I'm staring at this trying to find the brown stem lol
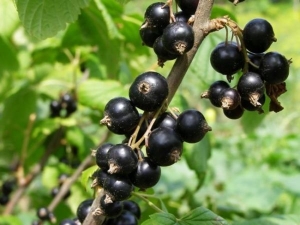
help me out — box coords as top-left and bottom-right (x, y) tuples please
(3, 127), (65, 215)
(48, 155), (94, 212)
(166, 0), (215, 103)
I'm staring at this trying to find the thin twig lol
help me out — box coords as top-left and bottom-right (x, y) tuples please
(48, 155), (94, 212)
(3, 127), (65, 215)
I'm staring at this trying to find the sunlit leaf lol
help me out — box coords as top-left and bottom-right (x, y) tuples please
(15, 0), (90, 39)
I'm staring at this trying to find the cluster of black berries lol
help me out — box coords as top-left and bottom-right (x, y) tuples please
(50, 93), (77, 118)
(202, 18), (291, 119)
(140, 1), (195, 67)
(85, 70), (211, 223)
(75, 198), (141, 225)
(0, 179), (15, 206)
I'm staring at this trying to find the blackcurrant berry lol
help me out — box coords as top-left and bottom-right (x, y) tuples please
(223, 105), (244, 119)
(59, 219), (77, 225)
(201, 80), (230, 107)
(99, 194), (124, 218)
(95, 143), (114, 171)
(104, 210), (138, 225)
(241, 94), (265, 112)
(176, 109), (211, 143)
(237, 72), (265, 106)
(259, 52), (290, 84)
(0, 194), (9, 205)
(144, 2), (170, 32)
(162, 21), (194, 55)
(50, 100), (62, 117)
(123, 200), (141, 219)
(37, 207), (51, 221)
(147, 127), (183, 166)
(103, 174), (133, 201)
(76, 199), (93, 223)
(175, 0), (199, 15)
(106, 144), (138, 175)
(153, 36), (179, 67)
(248, 53), (264, 74)
(174, 11), (191, 23)
(2, 180), (15, 195)
(95, 169), (109, 187)
(243, 18), (276, 53)
(210, 42), (244, 79)
(140, 25), (162, 47)
(153, 112), (177, 130)
(129, 157), (161, 190)
(101, 97), (140, 135)
(129, 71), (168, 112)
(219, 88), (241, 110)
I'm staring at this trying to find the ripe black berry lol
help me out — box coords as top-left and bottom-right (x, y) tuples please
(219, 88), (241, 110)
(144, 2), (170, 32)
(50, 100), (62, 117)
(153, 112), (177, 130)
(103, 174), (133, 201)
(259, 52), (290, 84)
(129, 71), (168, 112)
(106, 144), (138, 175)
(176, 109), (211, 143)
(153, 36), (179, 67)
(95, 143), (114, 171)
(147, 127), (183, 166)
(95, 169), (109, 187)
(101, 97), (140, 134)
(237, 72), (265, 106)
(243, 18), (276, 53)
(223, 105), (244, 119)
(76, 199), (93, 223)
(175, 0), (199, 15)
(123, 200), (141, 219)
(37, 207), (52, 221)
(201, 80), (230, 107)
(248, 53), (264, 74)
(104, 210), (138, 225)
(99, 195), (123, 218)
(59, 219), (77, 225)
(162, 21), (194, 55)
(129, 157), (161, 190)
(140, 25), (161, 47)
(210, 42), (244, 78)
(241, 94), (265, 112)
(174, 11), (190, 23)
(2, 180), (15, 195)
(0, 194), (9, 205)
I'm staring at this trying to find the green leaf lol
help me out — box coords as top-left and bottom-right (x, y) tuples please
(143, 207), (227, 225)
(184, 135), (211, 188)
(77, 79), (127, 111)
(80, 164), (98, 190)
(15, 0), (90, 39)
(0, 0), (19, 36)
(232, 215), (300, 225)
(143, 213), (178, 225)
(0, 87), (37, 153)
(181, 207), (227, 225)
(0, 35), (19, 73)
(211, 6), (238, 22)
(240, 110), (267, 133)
(0, 216), (22, 225)
(77, 1), (122, 77)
